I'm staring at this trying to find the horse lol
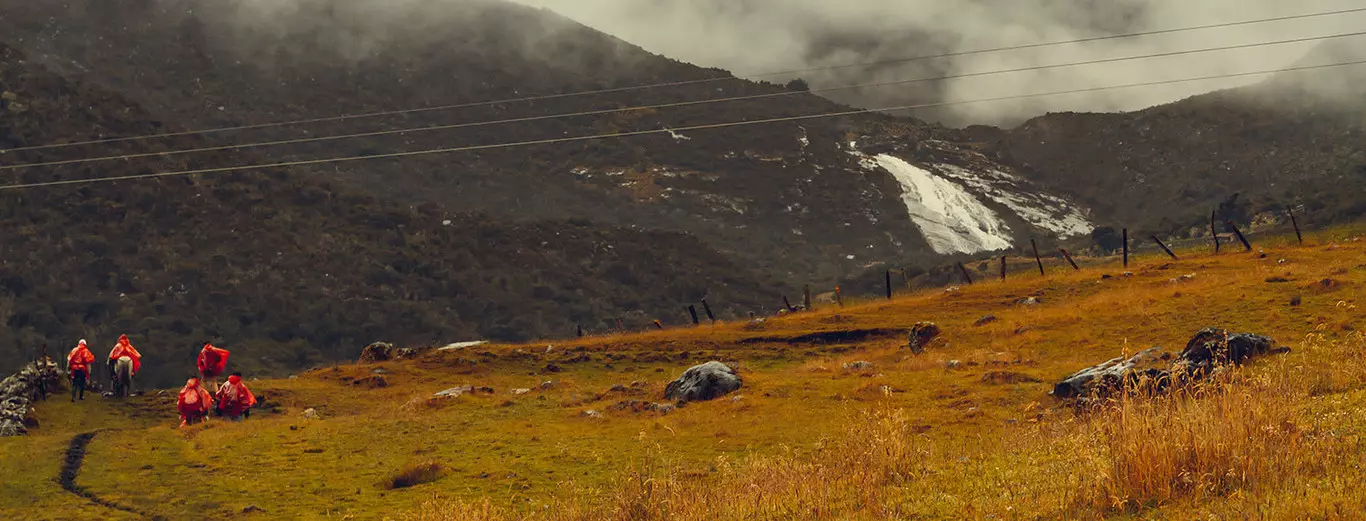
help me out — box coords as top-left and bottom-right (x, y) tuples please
(112, 356), (134, 397)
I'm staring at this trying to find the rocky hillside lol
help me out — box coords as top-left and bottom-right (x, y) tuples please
(968, 39), (1366, 239)
(0, 42), (784, 386)
(0, 0), (1096, 282)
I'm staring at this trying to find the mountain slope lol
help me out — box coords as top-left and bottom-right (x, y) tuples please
(0, 42), (782, 386)
(0, 0), (1095, 281)
(969, 40), (1366, 238)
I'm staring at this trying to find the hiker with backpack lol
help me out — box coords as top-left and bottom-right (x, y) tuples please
(66, 340), (95, 401)
(176, 377), (213, 427)
(214, 372), (257, 422)
(196, 343), (230, 392)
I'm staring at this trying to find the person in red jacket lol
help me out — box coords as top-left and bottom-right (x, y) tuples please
(196, 343), (230, 392)
(177, 377), (213, 427)
(214, 372), (257, 422)
(108, 334), (144, 396)
(66, 339), (96, 402)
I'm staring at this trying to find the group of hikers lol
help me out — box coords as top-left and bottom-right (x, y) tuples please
(64, 335), (257, 428)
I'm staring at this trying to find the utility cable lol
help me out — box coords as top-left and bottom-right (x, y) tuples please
(1, 58), (1360, 191)
(2, 6), (1362, 153)
(4, 29), (1362, 170)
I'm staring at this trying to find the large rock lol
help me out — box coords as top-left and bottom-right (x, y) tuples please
(1052, 347), (1168, 399)
(358, 342), (426, 363)
(908, 322), (942, 354)
(1053, 328), (1285, 401)
(664, 361), (742, 402)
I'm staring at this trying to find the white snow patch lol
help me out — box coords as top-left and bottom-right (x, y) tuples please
(874, 155), (1013, 255)
(438, 340), (488, 351)
(934, 164), (1093, 238)
(665, 128), (692, 141)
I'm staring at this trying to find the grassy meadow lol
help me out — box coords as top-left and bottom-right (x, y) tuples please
(2, 227), (1365, 520)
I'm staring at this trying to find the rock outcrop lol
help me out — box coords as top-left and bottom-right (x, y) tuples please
(664, 361), (742, 402)
(1053, 328), (1285, 401)
(358, 342), (426, 363)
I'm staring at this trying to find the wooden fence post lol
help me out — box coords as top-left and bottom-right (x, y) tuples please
(782, 296), (794, 312)
(1288, 206), (1303, 245)
(653, 320), (663, 330)
(956, 262), (974, 285)
(687, 305), (700, 325)
(1151, 236), (1178, 260)
(803, 284), (812, 310)
(700, 298), (716, 322)
(1226, 221), (1252, 251)
(1000, 255), (1007, 282)
(1210, 210), (1220, 253)
(1059, 248), (1080, 270)
(576, 324), (584, 338)
(885, 270), (894, 299)
(1031, 239), (1045, 276)
(1122, 228), (1129, 268)
(835, 287), (844, 308)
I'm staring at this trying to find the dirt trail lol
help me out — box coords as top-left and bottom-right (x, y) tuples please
(58, 431), (165, 521)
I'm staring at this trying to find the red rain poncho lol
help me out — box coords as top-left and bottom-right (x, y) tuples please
(197, 344), (230, 378)
(67, 340), (95, 375)
(177, 378), (213, 421)
(215, 375), (257, 417)
(108, 335), (143, 374)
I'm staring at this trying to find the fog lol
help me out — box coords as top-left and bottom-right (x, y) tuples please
(512, 0), (1366, 126)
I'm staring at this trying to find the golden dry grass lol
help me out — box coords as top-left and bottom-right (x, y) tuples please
(6, 226), (1366, 520)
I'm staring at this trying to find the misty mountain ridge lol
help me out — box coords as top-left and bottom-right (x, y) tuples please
(1, 0), (1364, 385)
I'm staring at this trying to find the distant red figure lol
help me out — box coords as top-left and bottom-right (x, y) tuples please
(177, 378), (213, 427)
(197, 343), (230, 391)
(215, 373), (257, 422)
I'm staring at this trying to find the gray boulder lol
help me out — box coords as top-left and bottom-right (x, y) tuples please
(1053, 327), (1285, 401)
(1052, 347), (1167, 399)
(664, 361), (742, 402)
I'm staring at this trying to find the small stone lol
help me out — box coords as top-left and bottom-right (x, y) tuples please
(510, 388), (531, 395)
(946, 360), (961, 369)
(842, 361), (874, 370)
(973, 314), (997, 327)
(434, 385), (472, 398)
(1290, 296), (1302, 306)
(301, 408), (321, 420)
(1017, 297), (1041, 306)
(1101, 274), (1113, 280)
(609, 384), (629, 393)
(581, 409), (603, 419)
(538, 381), (556, 390)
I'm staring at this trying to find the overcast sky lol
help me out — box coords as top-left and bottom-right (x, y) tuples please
(512, 0), (1366, 126)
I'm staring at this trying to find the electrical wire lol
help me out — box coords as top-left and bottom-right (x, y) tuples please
(2, 58), (1360, 192)
(3, 6), (1362, 153)
(5, 29), (1362, 171)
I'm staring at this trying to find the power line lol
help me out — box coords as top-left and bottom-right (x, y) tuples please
(3, 6), (1362, 154)
(2, 59), (1360, 192)
(6, 29), (1363, 171)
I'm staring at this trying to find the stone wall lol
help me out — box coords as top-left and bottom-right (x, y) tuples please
(0, 359), (63, 436)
